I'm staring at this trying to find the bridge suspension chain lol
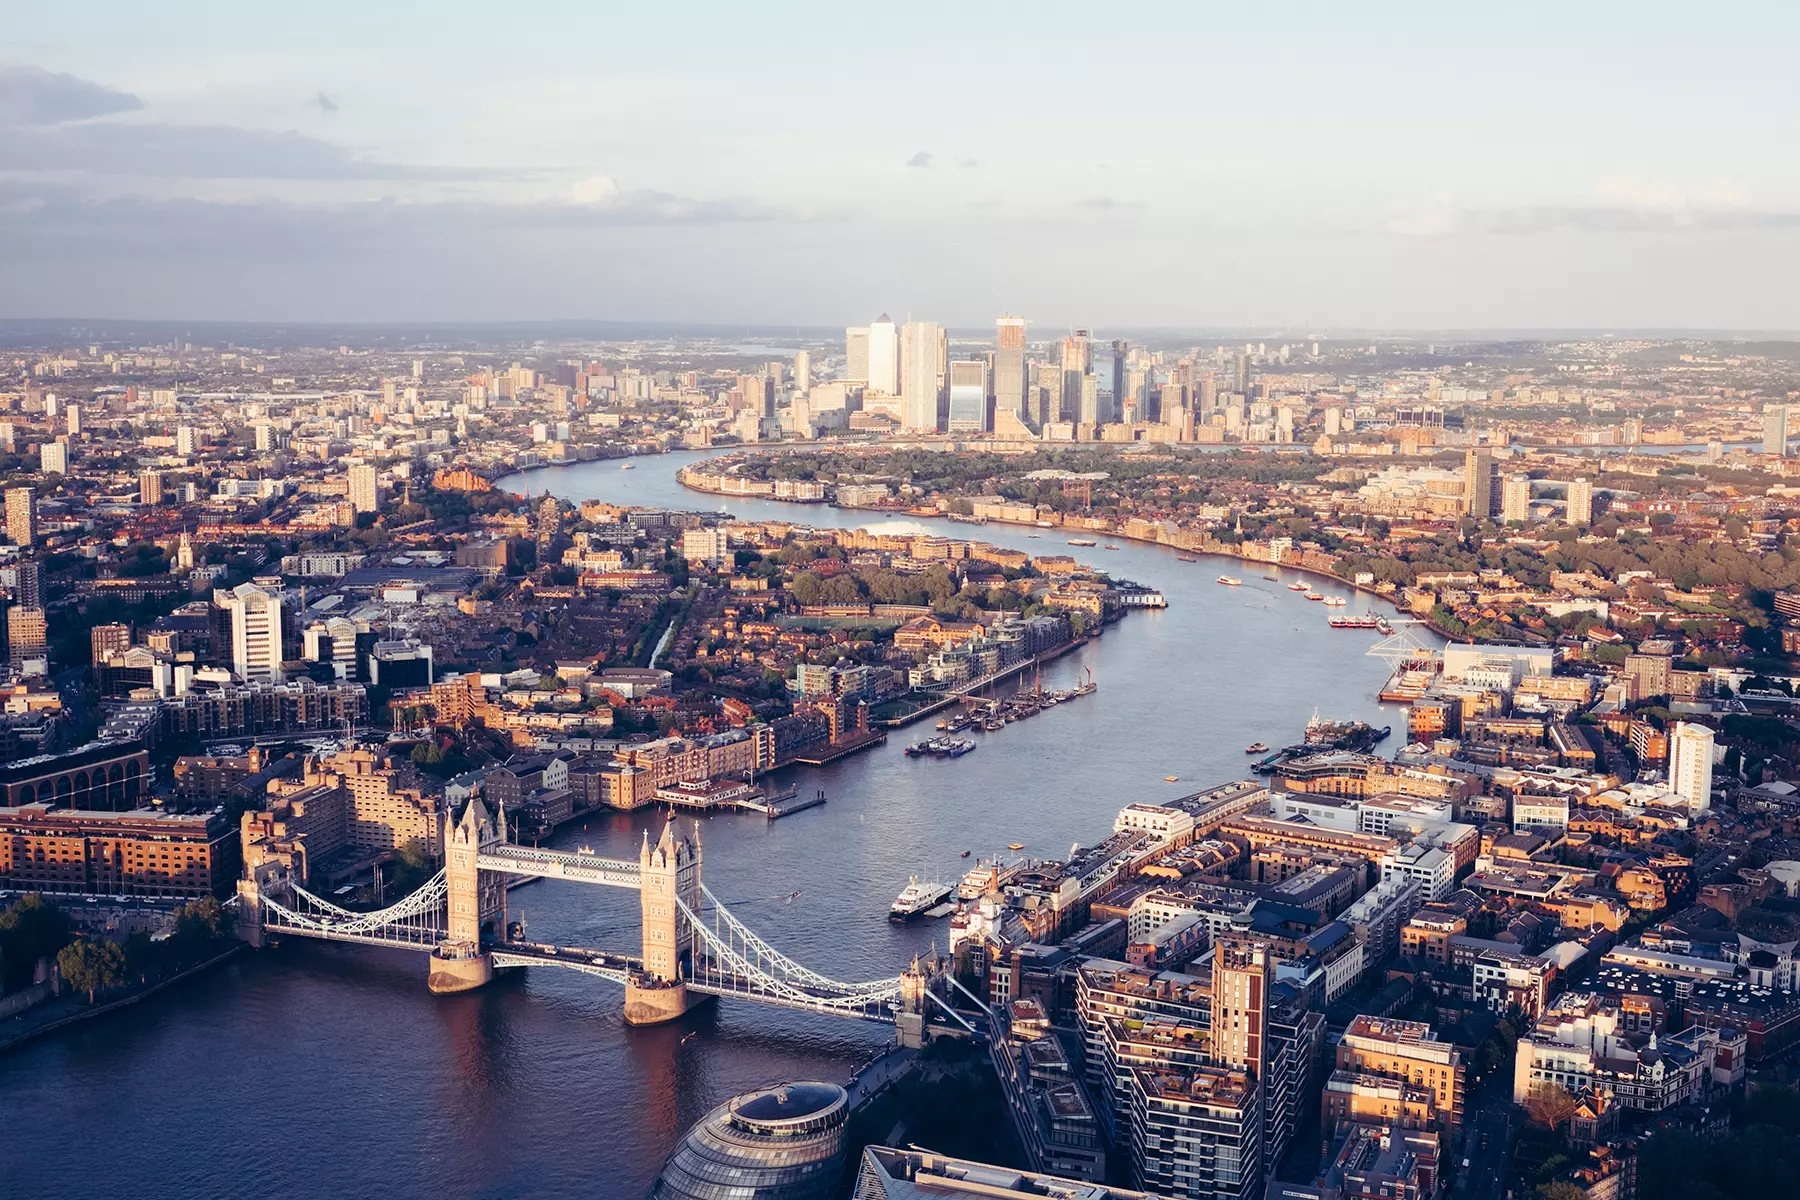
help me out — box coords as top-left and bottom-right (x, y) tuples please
(695, 883), (886, 993)
(678, 896), (899, 1016)
(260, 870), (449, 943)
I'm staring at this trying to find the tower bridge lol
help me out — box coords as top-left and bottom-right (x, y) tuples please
(236, 798), (979, 1045)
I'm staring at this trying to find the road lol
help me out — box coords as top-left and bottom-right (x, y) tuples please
(1457, 1096), (1515, 1200)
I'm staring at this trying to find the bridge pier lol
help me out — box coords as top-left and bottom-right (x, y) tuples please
(428, 949), (495, 994)
(623, 976), (713, 1025)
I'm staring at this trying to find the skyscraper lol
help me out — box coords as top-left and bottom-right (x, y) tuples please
(900, 321), (943, 432)
(947, 360), (989, 433)
(844, 327), (870, 384)
(1765, 404), (1790, 457)
(6, 487), (35, 547)
(1669, 722), (1715, 812)
(1061, 331), (1091, 423)
(1463, 449), (1494, 518)
(220, 584), (284, 682)
(1111, 340), (1128, 424)
(1566, 477), (1593, 525)
(793, 350), (812, 393)
(348, 464), (379, 514)
(995, 316), (1027, 420)
(867, 315), (899, 396)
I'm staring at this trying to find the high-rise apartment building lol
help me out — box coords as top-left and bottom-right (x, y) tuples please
(66, 405), (81, 436)
(139, 470), (163, 506)
(1212, 937), (1270, 1077)
(844, 327), (870, 383)
(176, 425), (197, 457)
(219, 584), (284, 682)
(1669, 722), (1715, 812)
(13, 561), (41, 608)
(1501, 474), (1532, 523)
(995, 316), (1027, 420)
(7, 606), (48, 668)
(91, 623), (132, 665)
(947, 360), (989, 433)
(901, 321), (943, 432)
(348, 464), (379, 514)
(867, 315), (899, 396)
(1566, 477), (1593, 525)
(6, 486), (35, 547)
(1766, 404), (1790, 457)
(40, 442), (67, 475)
(1463, 450), (1494, 518)
(793, 350), (812, 393)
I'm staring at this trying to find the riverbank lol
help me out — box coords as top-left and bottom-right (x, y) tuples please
(0, 943), (246, 1057)
(674, 455), (1407, 609)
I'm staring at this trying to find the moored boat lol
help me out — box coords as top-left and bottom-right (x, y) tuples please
(890, 875), (953, 921)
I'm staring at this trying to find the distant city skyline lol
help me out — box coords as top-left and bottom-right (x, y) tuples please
(6, 2), (1800, 328)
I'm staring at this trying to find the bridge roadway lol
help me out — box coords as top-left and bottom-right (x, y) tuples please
(489, 941), (642, 984)
(476, 844), (641, 888)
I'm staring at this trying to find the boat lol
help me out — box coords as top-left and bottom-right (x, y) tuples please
(904, 742), (931, 757)
(1068, 538), (1097, 547)
(619, 462), (635, 470)
(1216, 576), (1241, 586)
(1245, 742), (1269, 754)
(1305, 592), (1324, 601)
(1323, 596), (1348, 607)
(1007, 842), (1025, 851)
(1028, 533), (1042, 539)
(1176, 554), (1197, 563)
(890, 875), (953, 921)
(1263, 575), (1278, 581)
(1328, 614), (1383, 629)
(1164, 775), (1179, 783)
(1103, 544), (1119, 550)
(960, 850), (971, 858)
(1288, 583), (1308, 591)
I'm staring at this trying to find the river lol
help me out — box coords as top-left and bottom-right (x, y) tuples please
(0, 449), (1431, 1200)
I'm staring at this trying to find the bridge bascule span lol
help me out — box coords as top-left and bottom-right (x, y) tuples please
(236, 798), (950, 1044)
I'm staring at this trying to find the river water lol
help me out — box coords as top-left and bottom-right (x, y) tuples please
(0, 450), (1429, 1200)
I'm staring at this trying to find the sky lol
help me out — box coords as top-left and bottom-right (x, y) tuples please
(5, 1), (1800, 331)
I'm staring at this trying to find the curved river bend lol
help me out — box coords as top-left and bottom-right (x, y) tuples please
(0, 450), (1429, 1200)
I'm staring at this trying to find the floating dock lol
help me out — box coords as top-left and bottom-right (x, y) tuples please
(737, 788), (828, 820)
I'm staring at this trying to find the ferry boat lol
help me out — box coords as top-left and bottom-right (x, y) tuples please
(1244, 741), (1269, 754)
(1288, 582), (1308, 591)
(890, 875), (953, 921)
(1328, 614), (1383, 629)
(1068, 538), (1098, 547)
(1322, 596), (1348, 607)
(1216, 576), (1241, 586)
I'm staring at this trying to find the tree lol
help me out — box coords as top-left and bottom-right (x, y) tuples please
(58, 938), (126, 1002)
(1538, 1182), (1589, 1200)
(0, 894), (73, 990)
(1523, 1081), (1578, 1131)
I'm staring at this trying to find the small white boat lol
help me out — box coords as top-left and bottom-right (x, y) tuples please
(1216, 576), (1241, 586)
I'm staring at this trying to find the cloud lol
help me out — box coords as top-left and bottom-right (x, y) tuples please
(906, 151), (933, 168)
(0, 64), (497, 183)
(0, 64), (142, 125)
(1074, 196), (1143, 213)
(1388, 200), (1800, 238)
(0, 182), (791, 261)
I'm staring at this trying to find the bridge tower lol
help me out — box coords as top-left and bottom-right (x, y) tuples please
(430, 796), (502, 994)
(624, 818), (710, 1025)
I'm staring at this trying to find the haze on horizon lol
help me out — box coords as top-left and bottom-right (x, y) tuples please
(5, 1), (1800, 332)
